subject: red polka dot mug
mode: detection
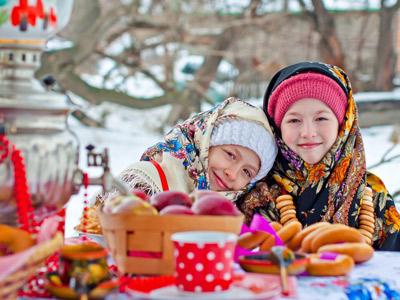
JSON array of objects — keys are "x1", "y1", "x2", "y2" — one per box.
[{"x1": 171, "y1": 231, "x2": 237, "y2": 293}]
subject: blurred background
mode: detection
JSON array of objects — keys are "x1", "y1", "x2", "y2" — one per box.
[{"x1": 34, "y1": 0, "x2": 400, "y2": 233}]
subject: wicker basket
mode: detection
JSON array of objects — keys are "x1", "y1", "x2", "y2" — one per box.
[
  {"x1": 0, "y1": 233, "x2": 64, "y2": 300},
  {"x1": 98, "y1": 211, "x2": 243, "y2": 275}
]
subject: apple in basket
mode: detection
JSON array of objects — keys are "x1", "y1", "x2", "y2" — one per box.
[
  {"x1": 103, "y1": 195, "x2": 157, "y2": 215},
  {"x1": 191, "y1": 192, "x2": 241, "y2": 216},
  {"x1": 131, "y1": 189, "x2": 150, "y2": 202},
  {"x1": 150, "y1": 191, "x2": 192, "y2": 211},
  {"x1": 159, "y1": 204, "x2": 194, "y2": 215}
]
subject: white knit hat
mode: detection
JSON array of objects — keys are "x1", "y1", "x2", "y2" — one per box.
[{"x1": 210, "y1": 119, "x2": 277, "y2": 182}]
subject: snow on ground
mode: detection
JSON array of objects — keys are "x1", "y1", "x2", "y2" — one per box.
[{"x1": 65, "y1": 101, "x2": 400, "y2": 237}]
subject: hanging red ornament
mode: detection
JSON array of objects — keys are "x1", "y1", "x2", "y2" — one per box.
[
  {"x1": 0, "y1": 134, "x2": 36, "y2": 233},
  {"x1": 81, "y1": 172, "x2": 90, "y2": 240}
]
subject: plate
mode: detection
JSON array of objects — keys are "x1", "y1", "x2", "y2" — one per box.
[
  {"x1": 239, "y1": 252, "x2": 309, "y2": 275},
  {"x1": 76, "y1": 231, "x2": 107, "y2": 247},
  {"x1": 127, "y1": 273, "x2": 282, "y2": 300}
]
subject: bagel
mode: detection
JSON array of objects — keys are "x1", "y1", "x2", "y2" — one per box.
[
  {"x1": 361, "y1": 197, "x2": 373, "y2": 205},
  {"x1": 0, "y1": 224, "x2": 35, "y2": 255},
  {"x1": 359, "y1": 210, "x2": 374, "y2": 218},
  {"x1": 275, "y1": 195, "x2": 293, "y2": 202},
  {"x1": 317, "y1": 242, "x2": 374, "y2": 263},
  {"x1": 279, "y1": 205, "x2": 296, "y2": 214},
  {"x1": 276, "y1": 200, "x2": 294, "y2": 210},
  {"x1": 358, "y1": 228, "x2": 374, "y2": 240},
  {"x1": 359, "y1": 225, "x2": 374, "y2": 234},
  {"x1": 280, "y1": 213, "x2": 297, "y2": 225},
  {"x1": 269, "y1": 221, "x2": 283, "y2": 232},
  {"x1": 361, "y1": 236, "x2": 372, "y2": 245},
  {"x1": 306, "y1": 253, "x2": 354, "y2": 276},
  {"x1": 359, "y1": 214, "x2": 375, "y2": 224},
  {"x1": 259, "y1": 234, "x2": 275, "y2": 251},
  {"x1": 237, "y1": 230, "x2": 271, "y2": 250},
  {"x1": 277, "y1": 220, "x2": 302, "y2": 243},
  {"x1": 359, "y1": 219, "x2": 375, "y2": 227},
  {"x1": 301, "y1": 224, "x2": 349, "y2": 253},
  {"x1": 288, "y1": 222, "x2": 330, "y2": 251},
  {"x1": 310, "y1": 226, "x2": 364, "y2": 253},
  {"x1": 362, "y1": 200, "x2": 374, "y2": 208},
  {"x1": 360, "y1": 205, "x2": 374, "y2": 213},
  {"x1": 280, "y1": 209, "x2": 296, "y2": 219}
]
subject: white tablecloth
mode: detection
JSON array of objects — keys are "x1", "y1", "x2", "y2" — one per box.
[{"x1": 277, "y1": 251, "x2": 400, "y2": 300}]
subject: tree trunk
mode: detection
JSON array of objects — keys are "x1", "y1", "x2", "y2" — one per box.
[
  {"x1": 372, "y1": 1, "x2": 400, "y2": 91},
  {"x1": 310, "y1": 0, "x2": 346, "y2": 69},
  {"x1": 165, "y1": 27, "x2": 235, "y2": 126}
]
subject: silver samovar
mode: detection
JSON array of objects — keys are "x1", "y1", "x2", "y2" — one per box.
[
  {"x1": 0, "y1": 0, "x2": 78, "y2": 225},
  {"x1": 0, "y1": 1, "x2": 129, "y2": 226}
]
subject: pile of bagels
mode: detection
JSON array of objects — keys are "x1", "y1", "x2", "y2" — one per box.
[{"x1": 238, "y1": 218, "x2": 374, "y2": 276}]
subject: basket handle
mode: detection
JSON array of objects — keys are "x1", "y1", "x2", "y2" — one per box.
[{"x1": 150, "y1": 159, "x2": 169, "y2": 191}]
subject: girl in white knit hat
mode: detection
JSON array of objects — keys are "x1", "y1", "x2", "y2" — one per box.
[{"x1": 108, "y1": 97, "x2": 277, "y2": 201}]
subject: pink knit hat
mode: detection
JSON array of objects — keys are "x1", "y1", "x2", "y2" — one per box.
[{"x1": 268, "y1": 72, "x2": 348, "y2": 127}]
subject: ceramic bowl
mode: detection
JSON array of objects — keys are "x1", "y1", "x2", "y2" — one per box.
[{"x1": 238, "y1": 252, "x2": 309, "y2": 275}]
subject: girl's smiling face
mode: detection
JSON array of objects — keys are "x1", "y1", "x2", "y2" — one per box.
[
  {"x1": 280, "y1": 98, "x2": 339, "y2": 165},
  {"x1": 207, "y1": 145, "x2": 260, "y2": 191}
]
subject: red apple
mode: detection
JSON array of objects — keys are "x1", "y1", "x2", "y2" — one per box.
[
  {"x1": 191, "y1": 195, "x2": 241, "y2": 216},
  {"x1": 189, "y1": 190, "x2": 218, "y2": 203},
  {"x1": 159, "y1": 205, "x2": 194, "y2": 215},
  {"x1": 132, "y1": 189, "x2": 150, "y2": 201},
  {"x1": 103, "y1": 195, "x2": 157, "y2": 215},
  {"x1": 150, "y1": 191, "x2": 192, "y2": 211}
]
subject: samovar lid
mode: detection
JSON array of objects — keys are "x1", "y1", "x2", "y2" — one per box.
[{"x1": 0, "y1": 0, "x2": 74, "y2": 112}]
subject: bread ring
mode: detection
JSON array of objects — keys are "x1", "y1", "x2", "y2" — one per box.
[
  {"x1": 307, "y1": 253, "x2": 354, "y2": 276},
  {"x1": 310, "y1": 226, "x2": 364, "y2": 253},
  {"x1": 360, "y1": 205, "x2": 374, "y2": 213},
  {"x1": 288, "y1": 222, "x2": 331, "y2": 251},
  {"x1": 276, "y1": 200, "x2": 294, "y2": 210},
  {"x1": 359, "y1": 219, "x2": 375, "y2": 227},
  {"x1": 0, "y1": 224, "x2": 35, "y2": 255},
  {"x1": 359, "y1": 210, "x2": 374, "y2": 218},
  {"x1": 277, "y1": 221, "x2": 302, "y2": 243},
  {"x1": 362, "y1": 236, "x2": 372, "y2": 245},
  {"x1": 359, "y1": 214, "x2": 375, "y2": 223},
  {"x1": 359, "y1": 225, "x2": 374, "y2": 234},
  {"x1": 286, "y1": 218, "x2": 300, "y2": 225},
  {"x1": 259, "y1": 234, "x2": 275, "y2": 251},
  {"x1": 279, "y1": 205, "x2": 296, "y2": 213},
  {"x1": 275, "y1": 195, "x2": 293, "y2": 202},
  {"x1": 237, "y1": 231, "x2": 270, "y2": 250},
  {"x1": 280, "y1": 209, "x2": 296, "y2": 219},
  {"x1": 361, "y1": 198, "x2": 373, "y2": 206},
  {"x1": 358, "y1": 228, "x2": 374, "y2": 240},
  {"x1": 363, "y1": 187, "x2": 373, "y2": 197},
  {"x1": 269, "y1": 222, "x2": 283, "y2": 232},
  {"x1": 300, "y1": 224, "x2": 344, "y2": 253},
  {"x1": 280, "y1": 213, "x2": 296, "y2": 225},
  {"x1": 317, "y1": 242, "x2": 374, "y2": 263}
]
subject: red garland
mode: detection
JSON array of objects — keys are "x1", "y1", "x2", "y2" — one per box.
[
  {"x1": 81, "y1": 172, "x2": 90, "y2": 238},
  {"x1": 0, "y1": 134, "x2": 37, "y2": 233}
]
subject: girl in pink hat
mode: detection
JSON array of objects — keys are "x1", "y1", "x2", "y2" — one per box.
[{"x1": 240, "y1": 62, "x2": 400, "y2": 250}]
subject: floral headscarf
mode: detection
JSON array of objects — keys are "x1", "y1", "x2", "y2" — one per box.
[
  {"x1": 141, "y1": 97, "x2": 275, "y2": 200},
  {"x1": 239, "y1": 62, "x2": 400, "y2": 250}
]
